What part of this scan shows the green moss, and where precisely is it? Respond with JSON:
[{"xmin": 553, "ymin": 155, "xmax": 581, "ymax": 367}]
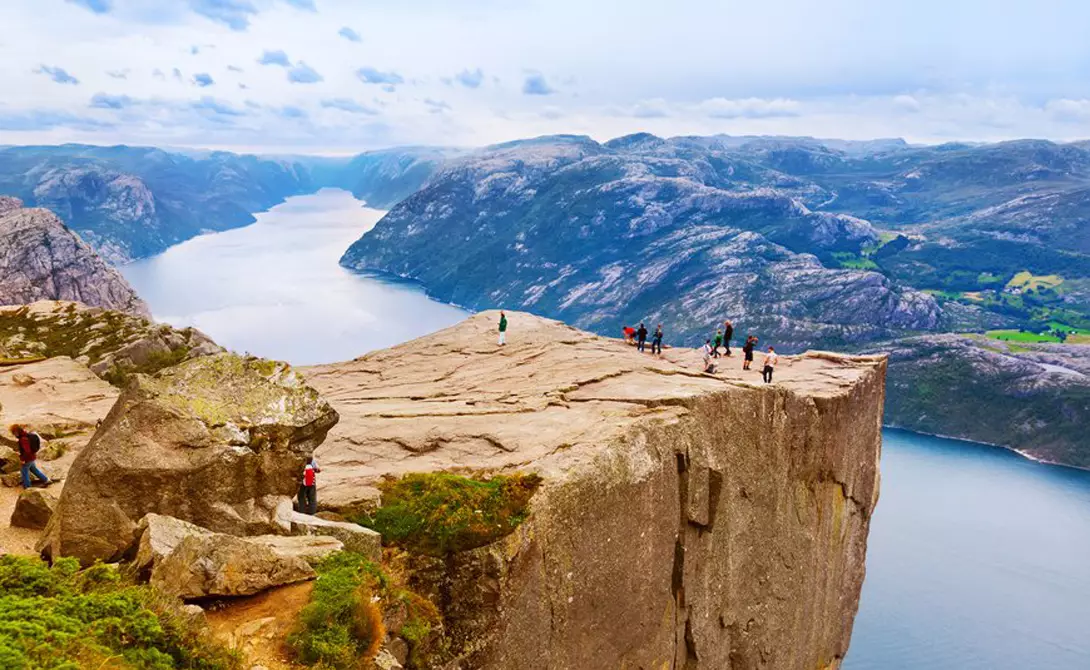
[
  {"xmin": 355, "ymin": 472, "xmax": 543, "ymax": 556},
  {"xmin": 103, "ymin": 347, "xmax": 192, "ymax": 387},
  {"xmin": 0, "ymin": 555, "xmax": 239, "ymax": 669}
]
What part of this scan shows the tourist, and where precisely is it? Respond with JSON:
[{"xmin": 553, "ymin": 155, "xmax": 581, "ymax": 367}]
[
  {"xmin": 763, "ymin": 346, "xmax": 778, "ymax": 383},
  {"xmin": 298, "ymin": 455, "xmax": 320, "ymax": 515},
  {"xmin": 10, "ymin": 425, "xmax": 49, "ymax": 489},
  {"xmin": 623, "ymin": 325, "xmax": 636, "ymax": 344},
  {"xmin": 723, "ymin": 320, "xmax": 734, "ymax": 356},
  {"xmin": 637, "ymin": 323, "xmax": 648, "ymax": 352},
  {"xmin": 498, "ymin": 311, "xmax": 508, "ymax": 346},
  {"xmin": 713, "ymin": 329, "xmax": 723, "ymax": 358},
  {"xmin": 651, "ymin": 323, "xmax": 664, "ymax": 355},
  {"xmin": 742, "ymin": 335, "xmax": 757, "ymax": 370},
  {"xmin": 702, "ymin": 339, "xmax": 715, "ymax": 373}
]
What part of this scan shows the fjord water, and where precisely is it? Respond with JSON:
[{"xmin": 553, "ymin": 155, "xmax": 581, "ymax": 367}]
[
  {"xmin": 123, "ymin": 190, "xmax": 1090, "ymax": 669},
  {"xmin": 846, "ymin": 429, "xmax": 1090, "ymax": 669},
  {"xmin": 121, "ymin": 189, "xmax": 467, "ymax": 365}
]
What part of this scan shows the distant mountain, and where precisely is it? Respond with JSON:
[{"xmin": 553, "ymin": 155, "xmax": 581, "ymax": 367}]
[
  {"xmin": 0, "ymin": 196, "xmax": 147, "ymax": 315},
  {"xmin": 298, "ymin": 147, "xmax": 467, "ymax": 209}
]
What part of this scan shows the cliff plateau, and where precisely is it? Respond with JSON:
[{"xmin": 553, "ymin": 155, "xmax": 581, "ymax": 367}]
[{"xmin": 304, "ymin": 311, "xmax": 885, "ymax": 669}]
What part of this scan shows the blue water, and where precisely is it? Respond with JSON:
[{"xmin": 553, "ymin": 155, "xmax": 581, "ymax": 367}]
[
  {"xmin": 121, "ymin": 189, "xmax": 468, "ymax": 365},
  {"xmin": 121, "ymin": 191, "xmax": 1090, "ymax": 669},
  {"xmin": 846, "ymin": 429, "xmax": 1090, "ymax": 669}
]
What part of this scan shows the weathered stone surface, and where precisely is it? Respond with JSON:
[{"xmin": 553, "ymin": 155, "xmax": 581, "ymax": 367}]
[
  {"xmin": 10, "ymin": 488, "xmax": 58, "ymax": 529},
  {"xmin": 40, "ymin": 352, "xmax": 339, "ymax": 565},
  {"xmin": 134, "ymin": 513, "xmax": 215, "ymax": 575},
  {"xmin": 0, "ymin": 201, "xmax": 148, "ymax": 316},
  {"xmin": 245, "ymin": 534, "xmax": 344, "ymax": 562},
  {"xmin": 151, "ymin": 532, "xmax": 317, "ymax": 600},
  {"xmin": 303, "ymin": 311, "xmax": 884, "ymax": 669},
  {"xmin": 290, "ymin": 511, "xmax": 381, "ymax": 561}
]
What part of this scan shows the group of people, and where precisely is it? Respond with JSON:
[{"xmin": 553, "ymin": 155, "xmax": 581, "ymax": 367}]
[
  {"xmin": 622, "ymin": 323, "xmax": 664, "ymax": 354},
  {"xmin": 699, "ymin": 323, "xmax": 777, "ymax": 383}
]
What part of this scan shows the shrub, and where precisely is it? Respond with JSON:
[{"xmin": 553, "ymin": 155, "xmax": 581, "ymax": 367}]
[
  {"xmin": 0, "ymin": 555, "xmax": 238, "ymax": 669},
  {"xmin": 357, "ymin": 472, "xmax": 542, "ymax": 556}
]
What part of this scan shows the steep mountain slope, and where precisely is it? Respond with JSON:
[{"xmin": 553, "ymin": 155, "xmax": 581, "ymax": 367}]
[
  {"xmin": 0, "ymin": 145, "xmax": 315, "ymax": 262},
  {"xmin": 0, "ymin": 197, "xmax": 147, "ymax": 315},
  {"xmin": 342, "ymin": 135, "xmax": 939, "ymax": 350}
]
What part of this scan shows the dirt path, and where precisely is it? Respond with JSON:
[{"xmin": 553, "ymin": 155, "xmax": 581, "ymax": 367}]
[{"xmin": 205, "ymin": 582, "xmax": 314, "ymax": 670}]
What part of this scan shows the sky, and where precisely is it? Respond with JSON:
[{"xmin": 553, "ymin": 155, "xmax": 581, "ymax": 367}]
[{"xmin": 2, "ymin": 0, "xmax": 1090, "ymax": 154}]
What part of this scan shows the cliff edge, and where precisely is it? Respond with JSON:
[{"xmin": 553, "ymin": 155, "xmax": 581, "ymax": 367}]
[{"xmin": 304, "ymin": 311, "xmax": 885, "ymax": 669}]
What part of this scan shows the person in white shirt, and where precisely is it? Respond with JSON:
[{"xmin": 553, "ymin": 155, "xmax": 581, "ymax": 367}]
[
  {"xmin": 762, "ymin": 346, "xmax": 778, "ymax": 383},
  {"xmin": 702, "ymin": 339, "xmax": 715, "ymax": 373}
]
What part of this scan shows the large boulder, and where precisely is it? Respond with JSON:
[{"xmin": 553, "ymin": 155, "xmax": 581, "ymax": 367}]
[
  {"xmin": 150, "ymin": 532, "xmax": 320, "ymax": 600},
  {"xmin": 39, "ymin": 352, "xmax": 339, "ymax": 565},
  {"xmin": 133, "ymin": 513, "xmax": 214, "ymax": 576},
  {"xmin": 10, "ymin": 488, "xmax": 58, "ymax": 529},
  {"xmin": 290, "ymin": 510, "xmax": 381, "ymax": 561}
]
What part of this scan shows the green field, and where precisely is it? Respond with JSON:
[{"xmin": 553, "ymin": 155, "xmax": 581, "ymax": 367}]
[
  {"xmin": 832, "ymin": 251, "xmax": 879, "ymax": 270},
  {"xmin": 1007, "ymin": 271, "xmax": 1063, "ymax": 292},
  {"xmin": 986, "ymin": 329, "xmax": 1061, "ymax": 343}
]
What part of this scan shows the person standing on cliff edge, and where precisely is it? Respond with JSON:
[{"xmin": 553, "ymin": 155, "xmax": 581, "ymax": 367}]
[
  {"xmin": 498, "ymin": 311, "xmax": 508, "ymax": 346},
  {"xmin": 636, "ymin": 323, "xmax": 648, "ymax": 352},
  {"xmin": 742, "ymin": 335, "xmax": 757, "ymax": 370},
  {"xmin": 651, "ymin": 323, "xmax": 664, "ymax": 355},
  {"xmin": 762, "ymin": 346, "xmax": 778, "ymax": 383},
  {"xmin": 723, "ymin": 320, "xmax": 734, "ymax": 356}
]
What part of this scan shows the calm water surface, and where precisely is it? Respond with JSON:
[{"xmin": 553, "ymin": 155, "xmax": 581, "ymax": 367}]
[
  {"xmin": 847, "ymin": 429, "xmax": 1090, "ymax": 669},
  {"xmin": 123, "ymin": 191, "xmax": 1090, "ymax": 669},
  {"xmin": 121, "ymin": 189, "xmax": 467, "ymax": 365}
]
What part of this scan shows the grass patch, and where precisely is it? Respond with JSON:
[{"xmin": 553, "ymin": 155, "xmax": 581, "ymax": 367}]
[
  {"xmin": 356, "ymin": 472, "xmax": 542, "ymax": 556},
  {"xmin": 288, "ymin": 552, "xmax": 440, "ymax": 670},
  {"xmin": 0, "ymin": 555, "xmax": 239, "ymax": 669},
  {"xmin": 831, "ymin": 251, "xmax": 879, "ymax": 270},
  {"xmin": 102, "ymin": 347, "xmax": 192, "ymax": 386},
  {"xmin": 1006, "ymin": 271, "xmax": 1063, "ymax": 292},
  {"xmin": 986, "ymin": 329, "xmax": 1061, "ymax": 343}
]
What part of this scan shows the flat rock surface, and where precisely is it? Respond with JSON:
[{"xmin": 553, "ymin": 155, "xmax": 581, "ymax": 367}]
[{"xmin": 303, "ymin": 310, "xmax": 883, "ymax": 509}]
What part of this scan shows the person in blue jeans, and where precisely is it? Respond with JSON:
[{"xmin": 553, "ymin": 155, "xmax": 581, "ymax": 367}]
[
  {"xmin": 11, "ymin": 425, "xmax": 49, "ymax": 489},
  {"xmin": 651, "ymin": 324, "xmax": 664, "ymax": 355}
]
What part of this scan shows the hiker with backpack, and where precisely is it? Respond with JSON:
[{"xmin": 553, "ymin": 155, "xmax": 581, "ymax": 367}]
[
  {"xmin": 10, "ymin": 425, "xmax": 49, "ymax": 489},
  {"xmin": 298, "ymin": 455, "xmax": 320, "ymax": 515},
  {"xmin": 651, "ymin": 323, "xmax": 664, "ymax": 355}
]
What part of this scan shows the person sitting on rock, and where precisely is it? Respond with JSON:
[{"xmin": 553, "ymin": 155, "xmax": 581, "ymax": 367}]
[
  {"xmin": 11, "ymin": 425, "xmax": 49, "ymax": 489},
  {"xmin": 702, "ymin": 339, "xmax": 716, "ymax": 373},
  {"xmin": 762, "ymin": 346, "xmax": 778, "ymax": 384},
  {"xmin": 298, "ymin": 456, "xmax": 320, "ymax": 515},
  {"xmin": 651, "ymin": 324, "xmax": 664, "ymax": 355},
  {"xmin": 498, "ymin": 311, "xmax": 508, "ymax": 346},
  {"xmin": 622, "ymin": 325, "xmax": 636, "ymax": 345}
]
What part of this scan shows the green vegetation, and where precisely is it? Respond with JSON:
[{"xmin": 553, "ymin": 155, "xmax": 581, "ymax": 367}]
[
  {"xmin": 831, "ymin": 251, "xmax": 879, "ymax": 270},
  {"xmin": 986, "ymin": 329, "xmax": 1062, "ymax": 344},
  {"xmin": 102, "ymin": 347, "xmax": 192, "ymax": 387},
  {"xmin": 287, "ymin": 552, "xmax": 439, "ymax": 670},
  {"xmin": 1006, "ymin": 271, "xmax": 1063, "ymax": 292},
  {"xmin": 356, "ymin": 472, "xmax": 542, "ymax": 556},
  {"xmin": 0, "ymin": 555, "xmax": 239, "ymax": 669}
]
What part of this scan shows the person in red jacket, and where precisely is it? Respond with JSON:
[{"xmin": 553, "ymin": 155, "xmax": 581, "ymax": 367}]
[
  {"xmin": 298, "ymin": 455, "xmax": 320, "ymax": 515},
  {"xmin": 10, "ymin": 425, "xmax": 49, "ymax": 489}
]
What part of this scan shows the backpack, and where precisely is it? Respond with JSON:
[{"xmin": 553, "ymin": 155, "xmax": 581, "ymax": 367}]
[{"xmin": 28, "ymin": 432, "xmax": 41, "ymax": 454}]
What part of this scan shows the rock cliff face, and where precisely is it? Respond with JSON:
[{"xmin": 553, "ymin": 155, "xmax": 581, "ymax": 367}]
[
  {"xmin": 304, "ymin": 311, "xmax": 885, "ymax": 669},
  {"xmin": 0, "ymin": 199, "xmax": 148, "ymax": 315},
  {"xmin": 40, "ymin": 352, "xmax": 339, "ymax": 565}
]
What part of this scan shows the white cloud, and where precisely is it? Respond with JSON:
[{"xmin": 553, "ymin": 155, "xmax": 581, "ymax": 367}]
[{"xmin": 699, "ymin": 97, "xmax": 800, "ymax": 119}]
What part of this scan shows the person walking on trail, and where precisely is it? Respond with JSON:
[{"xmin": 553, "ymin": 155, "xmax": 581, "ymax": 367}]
[
  {"xmin": 762, "ymin": 346, "xmax": 778, "ymax": 384},
  {"xmin": 723, "ymin": 321, "xmax": 734, "ymax": 357},
  {"xmin": 498, "ymin": 311, "xmax": 508, "ymax": 346},
  {"xmin": 742, "ymin": 335, "xmax": 757, "ymax": 370},
  {"xmin": 11, "ymin": 425, "xmax": 49, "ymax": 489},
  {"xmin": 702, "ymin": 339, "xmax": 716, "ymax": 373},
  {"xmin": 637, "ymin": 323, "xmax": 648, "ymax": 352},
  {"xmin": 713, "ymin": 329, "xmax": 723, "ymax": 358},
  {"xmin": 651, "ymin": 324, "xmax": 664, "ymax": 355},
  {"xmin": 298, "ymin": 456, "xmax": 320, "ymax": 515}
]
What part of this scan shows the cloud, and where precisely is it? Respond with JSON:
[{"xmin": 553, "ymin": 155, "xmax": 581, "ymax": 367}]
[
  {"xmin": 258, "ymin": 50, "xmax": 291, "ymax": 67},
  {"xmin": 172, "ymin": 68, "xmax": 183, "ymax": 81},
  {"xmin": 192, "ymin": 97, "xmax": 246, "ymax": 117},
  {"xmin": 36, "ymin": 65, "xmax": 80, "ymax": 85},
  {"xmin": 227, "ymin": 65, "xmax": 244, "ymax": 73},
  {"xmin": 284, "ymin": 0, "xmax": 316, "ymax": 10},
  {"xmin": 320, "ymin": 98, "xmax": 378, "ymax": 114},
  {"xmin": 1045, "ymin": 98, "xmax": 1090, "ymax": 123},
  {"xmin": 152, "ymin": 69, "xmax": 165, "ymax": 80},
  {"xmin": 424, "ymin": 98, "xmax": 451, "ymax": 114},
  {"xmin": 628, "ymin": 98, "xmax": 671, "ymax": 118},
  {"xmin": 187, "ymin": 0, "xmax": 257, "ymax": 31},
  {"xmin": 106, "ymin": 69, "xmax": 129, "ymax": 80},
  {"xmin": 454, "ymin": 68, "xmax": 484, "ymax": 89},
  {"xmin": 699, "ymin": 97, "xmax": 800, "ymax": 118},
  {"xmin": 279, "ymin": 106, "xmax": 308, "ymax": 119},
  {"xmin": 0, "ymin": 110, "xmax": 113, "ymax": 131},
  {"xmin": 540, "ymin": 106, "xmax": 564, "ymax": 120},
  {"xmin": 90, "ymin": 93, "xmax": 136, "ymax": 109},
  {"xmin": 287, "ymin": 62, "xmax": 323, "ymax": 84},
  {"xmin": 338, "ymin": 27, "xmax": 361, "ymax": 42},
  {"xmin": 193, "ymin": 73, "xmax": 215, "ymax": 87},
  {"xmin": 190, "ymin": 45, "xmax": 201, "ymax": 55},
  {"xmin": 522, "ymin": 73, "xmax": 554, "ymax": 95},
  {"xmin": 65, "ymin": 0, "xmax": 111, "ymax": 13},
  {"xmin": 356, "ymin": 67, "xmax": 403, "ymax": 85},
  {"xmin": 893, "ymin": 94, "xmax": 922, "ymax": 113}
]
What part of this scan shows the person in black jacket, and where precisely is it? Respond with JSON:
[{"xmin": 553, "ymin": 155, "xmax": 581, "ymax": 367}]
[
  {"xmin": 742, "ymin": 335, "xmax": 757, "ymax": 370},
  {"xmin": 636, "ymin": 323, "xmax": 648, "ymax": 352},
  {"xmin": 723, "ymin": 320, "xmax": 734, "ymax": 357},
  {"xmin": 651, "ymin": 324, "xmax": 664, "ymax": 355}
]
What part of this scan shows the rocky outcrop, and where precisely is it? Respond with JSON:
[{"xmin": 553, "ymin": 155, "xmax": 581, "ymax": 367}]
[
  {"xmin": 303, "ymin": 311, "xmax": 885, "ymax": 669},
  {"xmin": 0, "ymin": 301, "xmax": 221, "ymax": 384},
  {"xmin": 290, "ymin": 510, "xmax": 381, "ymax": 561},
  {"xmin": 10, "ymin": 488, "xmax": 58, "ymax": 529},
  {"xmin": 39, "ymin": 352, "xmax": 339, "ymax": 565},
  {"xmin": 0, "ymin": 199, "xmax": 148, "ymax": 315}
]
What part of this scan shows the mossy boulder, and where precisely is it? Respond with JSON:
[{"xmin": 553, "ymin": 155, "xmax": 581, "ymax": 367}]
[{"xmin": 40, "ymin": 352, "xmax": 339, "ymax": 566}]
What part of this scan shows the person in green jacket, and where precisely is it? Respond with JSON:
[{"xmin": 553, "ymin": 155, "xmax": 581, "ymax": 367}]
[
  {"xmin": 498, "ymin": 311, "xmax": 508, "ymax": 345},
  {"xmin": 713, "ymin": 329, "xmax": 723, "ymax": 358}
]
